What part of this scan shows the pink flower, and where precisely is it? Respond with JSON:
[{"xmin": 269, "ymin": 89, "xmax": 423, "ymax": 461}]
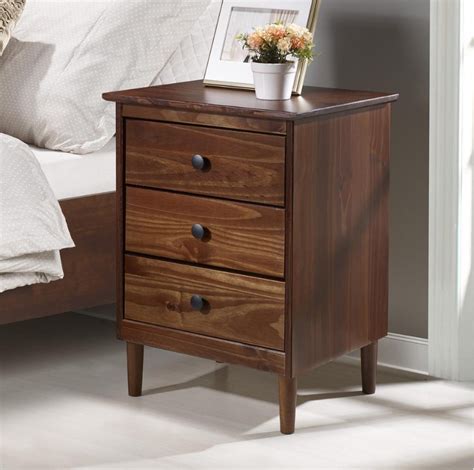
[
  {"xmin": 266, "ymin": 24, "xmax": 286, "ymax": 40},
  {"xmin": 237, "ymin": 22, "xmax": 314, "ymax": 62},
  {"xmin": 247, "ymin": 32, "xmax": 264, "ymax": 49},
  {"xmin": 291, "ymin": 36, "xmax": 306, "ymax": 50}
]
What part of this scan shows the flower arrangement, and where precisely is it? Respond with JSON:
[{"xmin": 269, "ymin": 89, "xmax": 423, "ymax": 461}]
[{"xmin": 237, "ymin": 22, "xmax": 314, "ymax": 64}]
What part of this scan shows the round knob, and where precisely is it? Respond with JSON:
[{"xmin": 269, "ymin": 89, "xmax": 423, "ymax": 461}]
[
  {"xmin": 191, "ymin": 224, "xmax": 207, "ymax": 240},
  {"xmin": 192, "ymin": 154, "xmax": 208, "ymax": 171},
  {"xmin": 190, "ymin": 295, "xmax": 206, "ymax": 312}
]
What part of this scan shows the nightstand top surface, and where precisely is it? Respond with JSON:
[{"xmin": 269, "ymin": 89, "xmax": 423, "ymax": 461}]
[{"xmin": 103, "ymin": 80, "xmax": 398, "ymax": 121}]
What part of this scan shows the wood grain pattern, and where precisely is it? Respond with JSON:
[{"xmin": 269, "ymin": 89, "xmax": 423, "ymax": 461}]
[
  {"xmin": 284, "ymin": 122, "xmax": 295, "ymax": 377},
  {"xmin": 125, "ymin": 120, "xmax": 285, "ymax": 206},
  {"xmin": 290, "ymin": 105, "xmax": 391, "ymax": 375},
  {"xmin": 109, "ymin": 82, "xmax": 397, "ymax": 434},
  {"xmin": 122, "ymin": 319, "xmax": 286, "ymax": 374},
  {"xmin": 125, "ymin": 187, "xmax": 285, "ymax": 278},
  {"xmin": 124, "ymin": 255, "xmax": 285, "ymax": 350},
  {"xmin": 368, "ymin": 106, "xmax": 391, "ymax": 342},
  {"xmin": 103, "ymin": 80, "xmax": 399, "ymax": 122},
  {"xmin": 122, "ymin": 105, "xmax": 286, "ymax": 135},
  {"xmin": 116, "ymin": 103, "xmax": 125, "ymax": 336},
  {"xmin": 0, "ymin": 192, "xmax": 116, "ymax": 325}
]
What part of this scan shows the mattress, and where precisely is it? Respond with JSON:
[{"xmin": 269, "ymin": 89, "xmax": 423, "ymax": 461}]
[{"xmin": 31, "ymin": 138, "xmax": 116, "ymax": 201}]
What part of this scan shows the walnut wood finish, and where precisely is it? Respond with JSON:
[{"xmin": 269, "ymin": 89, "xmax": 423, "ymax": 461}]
[
  {"xmin": 125, "ymin": 255, "xmax": 285, "ymax": 350},
  {"xmin": 123, "ymin": 105, "xmax": 286, "ymax": 135},
  {"xmin": 127, "ymin": 342, "xmax": 144, "ymax": 397},
  {"xmin": 290, "ymin": 105, "xmax": 391, "ymax": 376},
  {"xmin": 103, "ymin": 80, "xmax": 398, "ymax": 122},
  {"xmin": 116, "ymin": 103, "xmax": 125, "ymax": 337},
  {"xmin": 0, "ymin": 192, "xmax": 116, "ymax": 325},
  {"xmin": 279, "ymin": 376, "xmax": 297, "ymax": 435},
  {"xmin": 122, "ymin": 319, "xmax": 286, "ymax": 374},
  {"xmin": 361, "ymin": 341, "xmax": 378, "ymax": 394},
  {"xmin": 125, "ymin": 120, "xmax": 285, "ymax": 206},
  {"xmin": 125, "ymin": 187, "xmax": 285, "ymax": 278},
  {"xmin": 106, "ymin": 82, "xmax": 398, "ymax": 434}
]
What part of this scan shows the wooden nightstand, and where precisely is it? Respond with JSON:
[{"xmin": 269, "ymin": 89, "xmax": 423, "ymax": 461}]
[{"xmin": 103, "ymin": 81, "xmax": 398, "ymax": 434}]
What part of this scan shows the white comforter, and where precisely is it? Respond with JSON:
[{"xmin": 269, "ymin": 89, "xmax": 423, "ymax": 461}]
[{"xmin": 0, "ymin": 133, "xmax": 74, "ymax": 293}]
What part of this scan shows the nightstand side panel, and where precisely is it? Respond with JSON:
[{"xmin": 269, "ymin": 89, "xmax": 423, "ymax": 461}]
[{"xmin": 290, "ymin": 105, "xmax": 391, "ymax": 376}]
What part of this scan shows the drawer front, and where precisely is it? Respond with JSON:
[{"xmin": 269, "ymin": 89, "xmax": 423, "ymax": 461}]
[
  {"xmin": 124, "ymin": 255, "xmax": 285, "ymax": 350},
  {"xmin": 125, "ymin": 120, "xmax": 285, "ymax": 206},
  {"xmin": 125, "ymin": 187, "xmax": 285, "ymax": 278}
]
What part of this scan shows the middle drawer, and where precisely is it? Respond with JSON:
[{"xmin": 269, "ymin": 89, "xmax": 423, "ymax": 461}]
[{"xmin": 125, "ymin": 187, "xmax": 285, "ymax": 278}]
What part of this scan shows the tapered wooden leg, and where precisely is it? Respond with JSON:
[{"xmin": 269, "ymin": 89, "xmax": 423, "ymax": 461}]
[
  {"xmin": 361, "ymin": 341, "xmax": 378, "ymax": 394},
  {"xmin": 279, "ymin": 376, "xmax": 297, "ymax": 434},
  {"xmin": 127, "ymin": 342, "xmax": 144, "ymax": 397}
]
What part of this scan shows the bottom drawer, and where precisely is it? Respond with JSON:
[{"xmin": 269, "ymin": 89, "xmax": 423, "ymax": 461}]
[{"xmin": 124, "ymin": 255, "xmax": 285, "ymax": 350}]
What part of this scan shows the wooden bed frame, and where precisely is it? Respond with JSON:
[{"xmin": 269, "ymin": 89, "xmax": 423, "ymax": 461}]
[{"xmin": 0, "ymin": 192, "xmax": 116, "ymax": 325}]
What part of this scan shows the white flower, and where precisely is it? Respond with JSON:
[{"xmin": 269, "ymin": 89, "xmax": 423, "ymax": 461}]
[
  {"xmin": 277, "ymin": 37, "xmax": 291, "ymax": 54},
  {"xmin": 286, "ymin": 23, "xmax": 304, "ymax": 36}
]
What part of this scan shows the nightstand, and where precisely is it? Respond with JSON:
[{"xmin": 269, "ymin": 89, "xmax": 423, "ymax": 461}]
[{"xmin": 103, "ymin": 81, "xmax": 398, "ymax": 434}]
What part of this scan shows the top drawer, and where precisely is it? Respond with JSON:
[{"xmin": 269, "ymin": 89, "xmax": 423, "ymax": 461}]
[{"xmin": 125, "ymin": 120, "xmax": 286, "ymax": 206}]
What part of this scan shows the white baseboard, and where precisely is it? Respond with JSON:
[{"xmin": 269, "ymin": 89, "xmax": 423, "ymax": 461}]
[{"xmin": 341, "ymin": 333, "xmax": 429, "ymax": 375}]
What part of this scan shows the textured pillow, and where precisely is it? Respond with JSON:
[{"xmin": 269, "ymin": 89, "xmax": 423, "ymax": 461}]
[
  {"xmin": 0, "ymin": 0, "xmax": 210, "ymax": 154},
  {"xmin": 151, "ymin": 0, "xmax": 220, "ymax": 86},
  {"xmin": 0, "ymin": 0, "xmax": 25, "ymax": 55}
]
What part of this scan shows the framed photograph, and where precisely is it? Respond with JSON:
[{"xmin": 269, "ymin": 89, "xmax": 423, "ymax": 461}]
[{"xmin": 204, "ymin": 0, "xmax": 322, "ymax": 94}]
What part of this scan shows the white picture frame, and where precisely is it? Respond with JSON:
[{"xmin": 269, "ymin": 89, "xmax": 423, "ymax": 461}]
[{"xmin": 204, "ymin": 0, "xmax": 321, "ymax": 94}]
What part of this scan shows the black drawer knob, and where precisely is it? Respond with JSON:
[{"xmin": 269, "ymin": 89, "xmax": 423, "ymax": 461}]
[
  {"xmin": 191, "ymin": 223, "xmax": 207, "ymax": 240},
  {"xmin": 192, "ymin": 154, "xmax": 209, "ymax": 171},
  {"xmin": 191, "ymin": 295, "xmax": 206, "ymax": 312}
]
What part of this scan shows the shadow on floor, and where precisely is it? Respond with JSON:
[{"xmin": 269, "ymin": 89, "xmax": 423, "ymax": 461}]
[{"xmin": 1, "ymin": 312, "xmax": 473, "ymax": 469}]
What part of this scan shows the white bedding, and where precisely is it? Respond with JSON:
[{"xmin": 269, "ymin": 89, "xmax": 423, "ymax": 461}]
[
  {"xmin": 0, "ymin": 133, "xmax": 74, "ymax": 293},
  {"xmin": 0, "ymin": 0, "xmax": 212, "ymax": 154},
  {"xmin": 152, "ymin": 0, "xmax": 220, "ymax": 86},
  {"xmin": 31, "ymin": 138, "xmax": 116, "ymax": 201},
  {"xmin": 30, "ymin": 0, "xmax": 221, "ymax": 199},
  {"xmin": 0, "ymin": 0, "xmax": 218, "ymax": 294}
]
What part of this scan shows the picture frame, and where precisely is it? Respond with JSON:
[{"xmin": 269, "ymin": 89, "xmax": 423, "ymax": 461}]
[{"xmin": 204, "ymin": 0, "xmax": 322, "ymax": 95}]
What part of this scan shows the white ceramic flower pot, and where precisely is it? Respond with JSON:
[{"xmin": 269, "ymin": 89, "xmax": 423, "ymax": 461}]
[{"xmin": 251, "ymin": 62, "xmax": 297, "ymax": 101}]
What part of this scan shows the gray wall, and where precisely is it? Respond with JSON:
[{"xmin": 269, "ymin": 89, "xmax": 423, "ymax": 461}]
[{"xmin": 304, "ymin": 0, "xmax": 430, "ymax": 338}]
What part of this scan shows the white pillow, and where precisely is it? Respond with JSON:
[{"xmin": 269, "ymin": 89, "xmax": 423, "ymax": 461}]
[
  {"xmin": 0, "ymin": 0, "xmax": 210, "ymax": 154},
  {"xmin": 151, "ymin": 0, "xmax": 220, "ymax": 86}
]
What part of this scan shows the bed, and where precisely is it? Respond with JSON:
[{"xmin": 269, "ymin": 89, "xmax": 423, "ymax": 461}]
[
  {"xmin": 0, "ymin": 140, "xmax": 117, "ymax": 324},
  {"xmin": 0, "ymin": 0, "xmax": 220, "ymax": 324}
]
